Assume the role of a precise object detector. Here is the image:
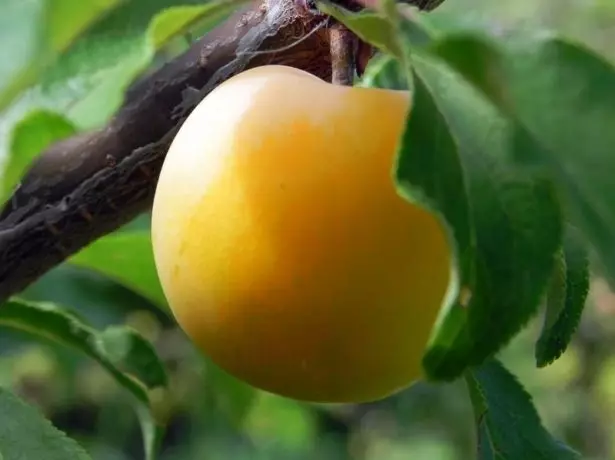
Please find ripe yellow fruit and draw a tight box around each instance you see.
[151,65,452,403]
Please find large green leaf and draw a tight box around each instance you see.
[432,34,615,286]
[41,0,239,130]
[353,9,563,379]
[0,0,241,187]
[393,66,470,378]
[0,299,168,460]
[397,51,562,380]
[0,387,92,460]
[0,0,122,111]
[1,110,77,204]
[466,360,580,459]
[70,231,168,312]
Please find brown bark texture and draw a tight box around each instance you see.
[0,0,442,303]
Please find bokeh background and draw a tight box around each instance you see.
[2,0,615,459]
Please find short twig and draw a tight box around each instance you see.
[329,23,356,86]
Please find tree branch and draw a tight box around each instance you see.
[0,0,332,302]
[0,0,445,303]
[329,23,357,85]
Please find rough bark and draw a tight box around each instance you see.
[0,0,442,303]
[329,23,357,85]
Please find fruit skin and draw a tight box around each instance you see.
[151,65,452,403]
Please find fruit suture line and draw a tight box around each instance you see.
[0,0,443,304]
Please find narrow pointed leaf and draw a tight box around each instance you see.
[0,387,92,460]
[466,360,580,459]
[0,299,168,460]
[535,225,590,367]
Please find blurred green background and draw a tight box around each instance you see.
[2,0,615,459]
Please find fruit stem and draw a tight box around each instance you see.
[329,23,356,86]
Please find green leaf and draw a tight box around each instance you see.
[148,3,234,49]
[394,59,469,379]
[427,34,512,114]
[316,2,401,57]
[431,33,615,286]
[1,110,76,204]
[466,360,581,459]
[46,0,123,52]
[53,0,241,130]
[68,229,259,430]
[0,0,122,111]
[99,325,168,389]
[396,8,438,48]
[392,67,471,373]
[0,299,168,460]
[402,51,562,380]
[0,0,241,174]
[70,231,168,312]
[359,53,408,90]
[540,248,568,351]
[535,225,590,367]
[395,69,473,276]
[0,387,92,460]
